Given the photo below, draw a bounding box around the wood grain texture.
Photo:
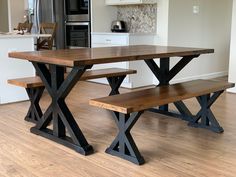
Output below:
[8,76,43,88]
[9,45,214,67]
[7,68,136,88]
[90,80,234,114]
[1,79,236,177]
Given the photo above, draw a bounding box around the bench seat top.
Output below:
[8,68,136,88]
[90,80,234,114]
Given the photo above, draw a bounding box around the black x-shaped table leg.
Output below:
[106,111,145,165]
[145,55,199,120]
[30,62,94,155]
[188,91,224,133]
[25,86,45,123]
[107,76,126,95]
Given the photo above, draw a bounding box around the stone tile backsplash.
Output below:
[117,4,157,33]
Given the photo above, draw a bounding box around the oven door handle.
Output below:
[65,22,90,26]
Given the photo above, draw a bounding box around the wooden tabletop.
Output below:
[9,45,214,67]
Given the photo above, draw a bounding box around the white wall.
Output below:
[154,0,233,84]
[91,0,117,32]
[8,0,26,31]
[156,0,169,45]
[168,0,232,83]
[0,0,9,32]
[228,0,236,92]
[24,0,28,10]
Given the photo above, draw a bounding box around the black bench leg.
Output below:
[188,91,224,133]
[106,111,145,165]
[107,76,126,96]
[173,101,193,121]
[149,100,193,121]
[25,86,45,123]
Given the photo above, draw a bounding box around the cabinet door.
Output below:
[92,35,128,46]
[106,0,141,5]
[106,0,156,5]
[106,0,121,5]
[119,0,142,4]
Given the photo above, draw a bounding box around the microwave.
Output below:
[65,0,90,22]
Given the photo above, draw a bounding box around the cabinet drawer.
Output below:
[106,0,141,5]
[92,34,129,45]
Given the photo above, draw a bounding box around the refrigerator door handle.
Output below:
[36,0,40,33]
[51,0,55,22]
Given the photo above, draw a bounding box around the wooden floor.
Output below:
[0,80,236,177]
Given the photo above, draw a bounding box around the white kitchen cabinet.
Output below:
[91,32,156,88]
[106,0,157,5]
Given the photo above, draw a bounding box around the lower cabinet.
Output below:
[91,33,156,88]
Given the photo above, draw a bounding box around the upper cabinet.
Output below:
[106,0,157,5]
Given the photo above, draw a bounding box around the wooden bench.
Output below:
[8,68,136,123]
[90,79,234,165]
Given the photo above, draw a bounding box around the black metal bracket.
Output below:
[30,62,94,155]
[188,91,224,133]
[106,111,145,165]
[107,76,126,95]
[25,86,45,123]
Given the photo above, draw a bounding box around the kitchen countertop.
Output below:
[91,32,156,36]
[0,32,51,39]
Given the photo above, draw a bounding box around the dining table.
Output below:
[9,45,214,155]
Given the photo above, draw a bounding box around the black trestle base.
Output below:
[30,62,94,155]
[145,55,206,122]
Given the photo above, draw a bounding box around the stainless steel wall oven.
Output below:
[64,0,91,48]
[65,22,90,48]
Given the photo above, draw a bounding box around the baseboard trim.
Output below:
[227,87,236,93]
[153,71,228,85]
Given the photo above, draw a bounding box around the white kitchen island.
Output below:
[0,33,50,104]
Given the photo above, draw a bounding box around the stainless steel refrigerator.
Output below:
[28,0,65,49]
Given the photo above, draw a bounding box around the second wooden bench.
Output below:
[90,79,234,165]
[8,68,136,123]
